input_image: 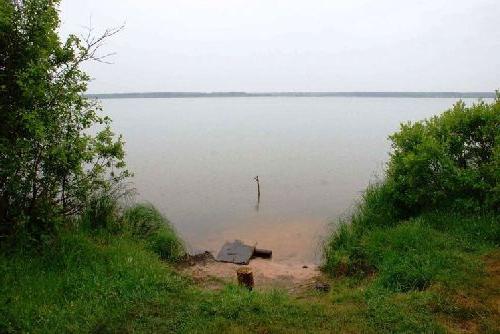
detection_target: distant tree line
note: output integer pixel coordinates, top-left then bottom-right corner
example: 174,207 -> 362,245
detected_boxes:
86,91 -> 496,99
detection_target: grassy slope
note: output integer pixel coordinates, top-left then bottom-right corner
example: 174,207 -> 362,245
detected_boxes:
323,182 -> 500,333
1,215 -> 498,333
0,231 -> 365,333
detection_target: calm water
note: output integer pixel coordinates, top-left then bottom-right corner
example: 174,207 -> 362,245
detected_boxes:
102,97 -> 480,264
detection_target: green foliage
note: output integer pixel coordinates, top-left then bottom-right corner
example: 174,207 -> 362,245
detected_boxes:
122,204 -> 185,261
322,98 -> 500,332
323,182 -> 398,276
325,96 -> 499,287
147,228 -> 184,261
0,0 -> 129,238
388,96 -> 500,214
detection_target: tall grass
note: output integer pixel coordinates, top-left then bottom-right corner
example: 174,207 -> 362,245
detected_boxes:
80,185 -> 185,262
122,203 -> 185,261
324,183 -> 497,291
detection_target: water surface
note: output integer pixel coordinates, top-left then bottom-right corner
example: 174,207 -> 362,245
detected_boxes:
102,97 -> 480,264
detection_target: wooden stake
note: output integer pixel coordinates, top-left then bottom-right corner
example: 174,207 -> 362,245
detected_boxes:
254,176 -> 260,199
236,267 -> 254,290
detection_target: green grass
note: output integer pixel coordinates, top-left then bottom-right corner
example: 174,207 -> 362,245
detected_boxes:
1,209 -> 498,333
0,232 -> 187,333
1,189 -> 498,333
122,203 -> 185,261
0,230 -> 367,333
1,187 -> 498,333
323,182 -> 499,333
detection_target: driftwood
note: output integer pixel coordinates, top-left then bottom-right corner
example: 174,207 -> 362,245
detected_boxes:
237,267 -> 254,290
253,248 -> 272,259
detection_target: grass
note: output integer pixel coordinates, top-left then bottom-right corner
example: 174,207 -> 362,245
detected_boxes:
122,203 -> 185,261
323,182 -> 500,333
0,230 -> 367,333
1,212 -> 498,333
1,189 -> 498,333
1,186 -> 498,332
0,232 -> 186,333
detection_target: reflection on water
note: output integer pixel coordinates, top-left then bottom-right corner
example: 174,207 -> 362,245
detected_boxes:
102,97 -> 480,264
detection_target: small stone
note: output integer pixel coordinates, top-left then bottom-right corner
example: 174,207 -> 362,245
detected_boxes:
302,265 -> 308,269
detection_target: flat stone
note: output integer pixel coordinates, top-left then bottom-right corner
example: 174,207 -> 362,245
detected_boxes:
216,240 -> 255,265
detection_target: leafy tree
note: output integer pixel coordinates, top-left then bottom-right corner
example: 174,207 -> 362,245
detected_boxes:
0,0 -> 129,238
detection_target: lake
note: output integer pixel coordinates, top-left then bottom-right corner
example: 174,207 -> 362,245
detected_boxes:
102,97 -> 482,265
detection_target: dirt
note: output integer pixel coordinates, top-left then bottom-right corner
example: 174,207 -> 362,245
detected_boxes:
180,257 -> 324,292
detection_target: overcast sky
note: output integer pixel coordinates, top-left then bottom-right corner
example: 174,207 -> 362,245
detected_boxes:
59,0 -> 500,93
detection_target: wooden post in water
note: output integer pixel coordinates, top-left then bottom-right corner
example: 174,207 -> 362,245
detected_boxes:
254,176 -> 261,211
254,176 -> 260,199
237,267 -> 254,290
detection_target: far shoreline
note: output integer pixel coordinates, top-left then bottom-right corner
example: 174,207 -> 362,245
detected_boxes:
86,91 -> 496,99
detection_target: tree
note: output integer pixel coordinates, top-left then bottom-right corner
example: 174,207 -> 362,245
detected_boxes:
0,0 -> 129,238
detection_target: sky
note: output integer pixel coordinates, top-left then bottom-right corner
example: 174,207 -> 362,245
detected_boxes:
59,0 -> 500,93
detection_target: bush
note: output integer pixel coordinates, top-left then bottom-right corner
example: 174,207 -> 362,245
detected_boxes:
388,96 -> 500,214
323,223 -> 373,277
121,204 -> 184,261
351,182 -> 401,228
324,95 -> 499,280
0,0 -> 129,237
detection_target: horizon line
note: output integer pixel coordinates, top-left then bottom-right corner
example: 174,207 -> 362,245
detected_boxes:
85,91 -> 496,99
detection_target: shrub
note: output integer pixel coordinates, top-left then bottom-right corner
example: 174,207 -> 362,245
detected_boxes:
388,96 -> 500,214
325,96 -> 499,289
323,181 -> 402,275
351,182 -> 401,228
